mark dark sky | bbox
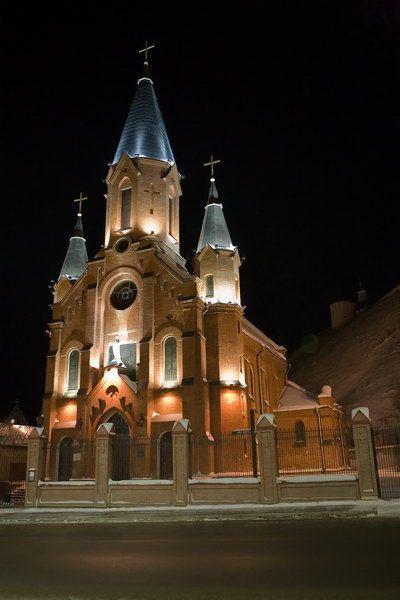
[2,2,399,423]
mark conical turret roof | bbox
[59,214,88,281]
[196,180,234,254]
[113,76,175,165]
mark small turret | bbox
[58,195,88,282]
[195,157,240,305]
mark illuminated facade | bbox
[41,63,342,480]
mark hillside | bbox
[290,286,400,426]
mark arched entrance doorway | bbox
[159,431,173,479]
[108,413,130,481]
[58,437,73,481]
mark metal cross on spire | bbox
[73,192,88,216]
[139,41,155,70]
[204,155,221,182]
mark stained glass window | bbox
[110,280,137,310]
[164,336,177,382]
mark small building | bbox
[0,404,33,505]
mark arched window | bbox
[164,336,177,382]
[108,412,129,434]
[204,274,214,298]
[67,350,80,392]
[120,187,131,230]
[295,420,306,446]
[245,362,254,397]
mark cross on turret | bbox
[73,192,87,216]
[139,41,155,70]
[204,155,221,182]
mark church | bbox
[41,48,342,481]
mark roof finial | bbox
[73,192,87,217]
[139,41,155,77]
[204,155,221,203]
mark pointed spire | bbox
[59,198,89,281]
[112,44,175,166]
[197,157,234,254]
[208,179,219,202]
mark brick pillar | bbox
[257,414,278,504]
[352,407,379,500]
[95,423,114,508]
[25,427,47,507]
[172,419,191,506]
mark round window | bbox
[110,280,137,310]
[115,238,129,254]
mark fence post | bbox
[25,427,47,507]
[352,407,379,500]
[172,419,191,506]
[95,423,114,508]
[257,414,278,504]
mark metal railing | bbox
[276,427,357,476]
[190,431,258,479]
[373,427,400,499]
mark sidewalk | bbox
[1,499,399,524]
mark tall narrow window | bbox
[164,336,177,382]
[204,274,214,298]
[235,276,240,301]
[168,196,174,236]
[120,188,131,230]
[262,371,270,407]
[245,362,254,397]
[295,420,306,446]
[67,350,80,392]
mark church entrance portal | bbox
[108,413,130,481]
[58,437,73,481]
[159,431,173,479]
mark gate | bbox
[159,432,173,479]
[58,437,73,481]
[111,434,131,480]
[373,427,400,499]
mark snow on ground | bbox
[290,286,400,426]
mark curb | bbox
[1,500,399,524]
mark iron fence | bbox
[373,427,400,500]
[276,427,357,476]
[190,431,258,479]
[109,434,173,481]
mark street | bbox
[0,519,399,599]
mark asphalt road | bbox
[0,519,399,600]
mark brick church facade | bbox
[41,59,342,480]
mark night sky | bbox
[2,2,399,423]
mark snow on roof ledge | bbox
[318,385,332,397]
[351,407,370,421]
[257,413,276,427]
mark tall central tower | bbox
[104,66,181,254]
